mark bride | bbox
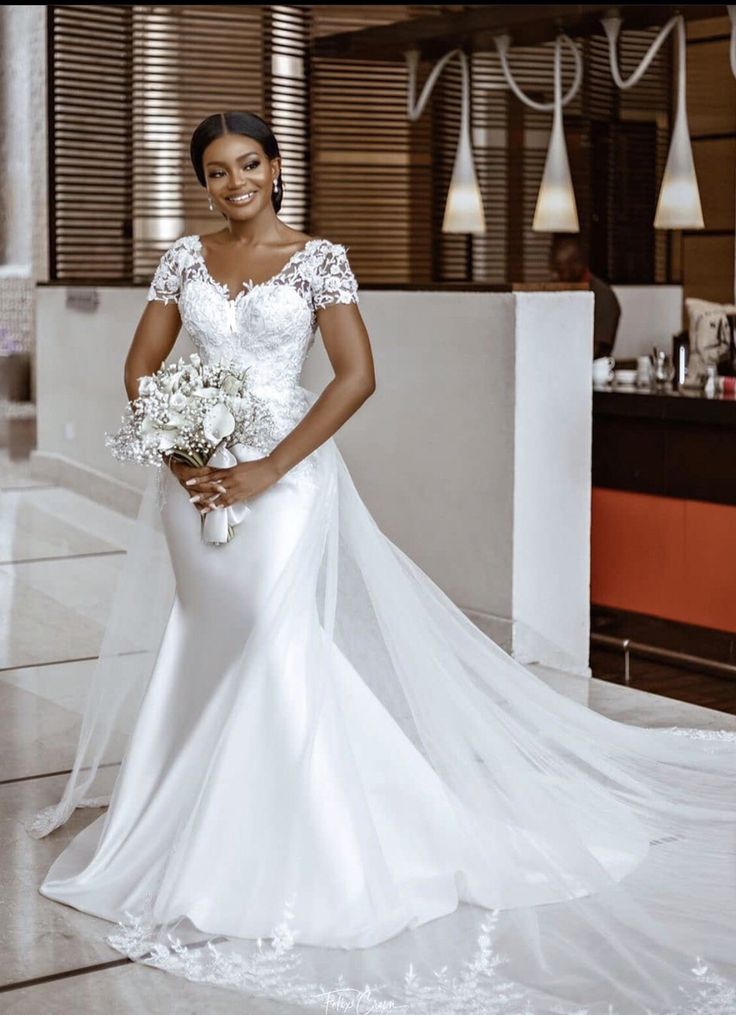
[29,111,736,1014]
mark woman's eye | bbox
[208,162,258,178]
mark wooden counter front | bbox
[591,387,736,633]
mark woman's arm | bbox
[190,302,376,510]
[124,299,200,486]
[124,300,182,402]
[270,301,375,478]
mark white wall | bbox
[302,291,518,629]
[611,285,683,360]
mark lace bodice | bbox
[147,234,360,448]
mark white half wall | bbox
[35,285,593,674]
[511,292,594,674]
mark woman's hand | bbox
[182,457,282,512]
[165,458,219,515]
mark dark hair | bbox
[549,233,587,264]
[190,111,284,212]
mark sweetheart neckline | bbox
[192,236,323,305]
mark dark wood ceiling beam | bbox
[312,5,725,61]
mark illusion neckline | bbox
[192,235,323,305]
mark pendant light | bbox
[601,13,703,230]
[654,16,703,229]
[494,33,582,233]
[533,36,579,232]
[405,47,486,234]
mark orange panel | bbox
[683,501,736,631]
[591,488,736,632]
[591,488,686,616]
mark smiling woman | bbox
[29,109,736,1015]
[189,111,320,297]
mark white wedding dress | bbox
[29,235,736,1013]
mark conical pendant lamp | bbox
[442,109,486,233]
[532,36,579,233]
[442,52,485,233]
[405,47,486,234]
[654,17,703,229]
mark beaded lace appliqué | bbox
[106,895,735,1014]
[145,235,359,510]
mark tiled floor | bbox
[3,448,736,1013]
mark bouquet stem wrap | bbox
[202,440,266,545]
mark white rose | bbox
[229,396,252,419]
[138,376,156,396]
[169,391,187,411]
[164,409,186,429]
[154,429,178,451]
[221,373,241,396]
[190,353,201,368]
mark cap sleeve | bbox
[147,242,182,306]
[312,241,360,310]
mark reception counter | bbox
[591,385,736,634]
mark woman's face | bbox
[202,133,280,219]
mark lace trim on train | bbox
[652,725,736,753]
[26,794,111,839]
[106,896,734,1014]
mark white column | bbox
[0,5,38,273]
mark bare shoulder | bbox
[280,228,317,251]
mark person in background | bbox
[549,235,621,359]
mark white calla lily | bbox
[203,403,236,444]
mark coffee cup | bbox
[593,356,615,385]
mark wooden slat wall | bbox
[130,5,265,281]
[673,16,736,305]
[50,6,721,291]
[309,5,437,284]
[267,6,311,234]
[48,5,133,281]
[49,4,311,283]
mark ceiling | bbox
[312,5,726,61]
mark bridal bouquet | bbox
[105,353,277,545]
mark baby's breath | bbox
[105,354,277,468]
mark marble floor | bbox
[2,448,736,1014]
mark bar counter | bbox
[591,383,736,634]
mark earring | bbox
[273,178,279,192]
[208,194,215,211]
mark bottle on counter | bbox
[671,330,689,390]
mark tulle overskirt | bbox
[28,410,736,1014]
